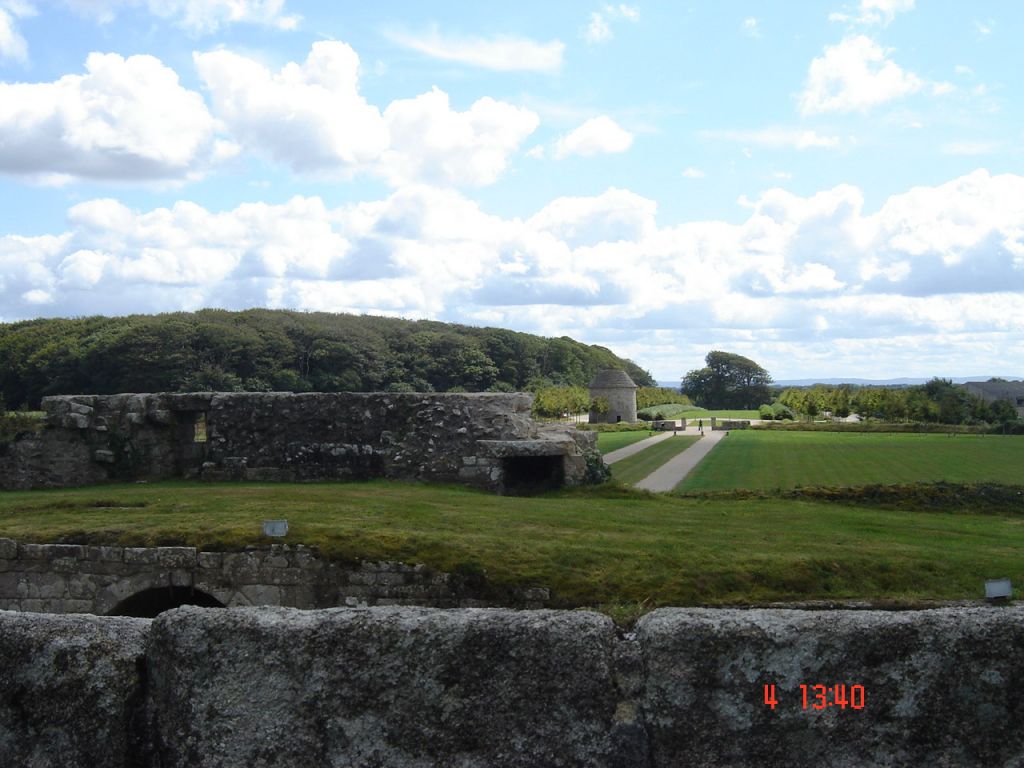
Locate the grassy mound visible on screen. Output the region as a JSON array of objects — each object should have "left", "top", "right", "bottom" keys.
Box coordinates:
[{"left": 2, "top": 479, "right": 1022, "bottom": 621}]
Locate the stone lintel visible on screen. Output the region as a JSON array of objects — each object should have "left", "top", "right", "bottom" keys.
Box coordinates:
[{"left": 476, "top": 439, "right": 575, "bottom": 458}]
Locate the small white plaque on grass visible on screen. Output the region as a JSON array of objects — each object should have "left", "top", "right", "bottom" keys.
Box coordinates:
[
  {"left": 985, "top": 578, "right": 1012, "bottom": 600},
  {"left": 262, "top": 520, "right": 288, "bottom": 537}
]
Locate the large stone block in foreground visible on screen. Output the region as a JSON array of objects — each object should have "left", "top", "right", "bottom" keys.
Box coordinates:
[
  {"left": 636, "top": 607, "right": 1024, "bottom": 767},
  {"left": 147, "top": 606, "right": 620, "bottom": 768},
  {"left": 8, "top": 606, "right": 1024, "bottom": 766},
  {"left": 0, "top": 610, "right": 151, "bottom": 767}
]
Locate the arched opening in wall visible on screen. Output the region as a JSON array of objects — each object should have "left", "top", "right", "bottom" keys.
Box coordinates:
[
  {"left": 108, "top": 586, "right": 225, "bottom": 618},
  {"left": 501, "top": 456, "right": 565, "bottom": 495}
]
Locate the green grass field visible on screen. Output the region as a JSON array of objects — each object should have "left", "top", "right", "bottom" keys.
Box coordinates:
[
  {"left": 684, "top": 410, "right": 760, "bottom": 423},
  {"left": 1, "top": 480, "right": 1022, "bottom": 619},
  {"left": 610, "top": 436, "right": 701, "bottom": 485},
  {"left": 679, "top": 431, "right": 1024, "bottom": 492},
  {"left": 596, "top": 431, "right": 654, "bottom": 454}
]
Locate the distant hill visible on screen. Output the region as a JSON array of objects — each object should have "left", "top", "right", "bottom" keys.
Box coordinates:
[
  {"left": 658, "top": 377, "right": 1024, "bottom": 389},
  {"left": 0, "top": 309, "right": 653, "bottom": 409},
  {"left": 773, "top": 377, "right": 1024, "bottom": 387}
]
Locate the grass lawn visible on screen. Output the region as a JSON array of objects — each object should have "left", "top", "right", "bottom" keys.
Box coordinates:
[
  {"left": 609, "top": 435, "right": 701, "bottom": 485},
  {"left": 597, "top": 430, "right": 655, "bottom": 454},
  {"left": 1, "top": 480, "right": 1023, "bottom": 620},
  {"left": 679, "top": 430, "right": 1024, "bottom": 492},
  {"left": 685, "top": 410, "right": 760, "bottom": 423}
]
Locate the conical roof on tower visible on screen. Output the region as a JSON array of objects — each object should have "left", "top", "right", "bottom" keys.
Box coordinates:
[{"left": 588, "top": 369, "right": 637, "bottom": 389}]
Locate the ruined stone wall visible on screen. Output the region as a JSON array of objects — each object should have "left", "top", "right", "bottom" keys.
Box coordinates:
[
  {"left": 0, "top": 391, "right": 596, "bottom": 492},
  {"left": 0, "top": 539, "right": 549, "bottom": 615},
  {"left": 3, "top": 605, "right": 1024, "bottom": 767}
]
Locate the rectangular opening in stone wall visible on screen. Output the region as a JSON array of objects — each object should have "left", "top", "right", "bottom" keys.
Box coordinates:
[
  {"left": 193, "top": 413, "right": 208, "bottom": 443},
  {"left": 501, "top": 455, "right": 565, "bottom": 496},
  {"left": 176, "top": 411, "right": 208, "bottom": 477}
]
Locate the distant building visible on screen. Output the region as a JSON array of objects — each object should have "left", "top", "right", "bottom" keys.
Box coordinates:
[
  {"left": 962, "top": 381, "right": 1024, "bottom": 419},
  {"left": 588, "top": 369, "right": 638, "bottom": 424}
]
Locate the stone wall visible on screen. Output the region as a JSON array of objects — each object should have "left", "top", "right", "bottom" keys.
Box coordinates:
[
  {"left": 712, "top": 419, "right": 751, "bottom": 430},
  {"left": 3, "top": 605, "right": 1024, "bottom": 767},
  {"left": 0, "top": 538, "right": 549, "bottom": 615},
  {"left": 588, "top": 387, "right": 638, "bottom": 424},
  {"left": 0, "top": 391, "right": 596, "bottom": 493}
]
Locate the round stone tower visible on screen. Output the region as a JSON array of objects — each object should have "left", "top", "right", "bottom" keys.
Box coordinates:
[{"left": 587, "top": 369, "right": 638, "bottom": 424}]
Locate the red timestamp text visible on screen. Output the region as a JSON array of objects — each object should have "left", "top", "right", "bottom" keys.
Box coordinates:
[{"left": 762, "top": 683, "right": 865, "bottom": 711}]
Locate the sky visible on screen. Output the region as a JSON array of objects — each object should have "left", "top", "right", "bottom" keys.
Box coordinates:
[{"left": 0, "top": 0, "right": 1022, "bottom": 382}]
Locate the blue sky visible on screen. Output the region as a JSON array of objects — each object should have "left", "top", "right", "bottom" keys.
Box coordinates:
[{"left": 0, "top": 1, "right": 1022, "bottom": 381}]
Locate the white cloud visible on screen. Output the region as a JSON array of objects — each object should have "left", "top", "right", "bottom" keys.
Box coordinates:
[
  {"left": 381, "top": 88, "right": 539, "bottom": 186},
  {"left": 742, "top": 17, "right": 760, "bottom": 38},
  {"left": 707, "top": 127, "right": 841, "bottom": 149},
  {"left": 0, "top": 51, "right": 220, "bottom": 181},
  {"left": 3, "top": 171, "right": 1023, "bottom": 379},
  {"left": 195, "top": 42, "right": 388, "bottom": 174},
  {"left": 871, "top": 170, "right": 1024, "bottom": 266},
  {"left": 798, "top": 35, "right": 923, "bottom": 115},
  {"left": 942, "top": 141, "right": 1000, "bottom": 156},
  {"left": 554, "top": 116, "right": 633, "bottom": 159},
  {"left": 386, "top": 27, "right": 564, "bottom": 73},
  {"left": 528, "top": 187, "right": 657, "bottom": 247},
  {"left": 22, "top": 288, "right": 53, "bottom": 303},
  {"left": 0, "top": 2, "right": 32, "bottom": 62},
  {"left": 859, "top": 0, "right": 914, "bottom": 24},
  {"left": 150, "top": 0, "right": 299, "bottom": 32},
  {"left": 585, "top": 12, "right": 611, "bottom": 43},
  {"left": 58, "top": 249, "right": 110, "bottom": 288},
  {"left": 682, "top": 167, "right": 705, "bottom": 179},
  {"left": 64, "top": 0, "right": 299, "bottom": 32},
  {"left": 196, "top": 42, "right": 539, "bottom": 186},
  {"left": 830, "top": 0, "right": 915, "bottom": 26},
  {"left": 584, "top": 4, "right": 639, "bottom": 44}
]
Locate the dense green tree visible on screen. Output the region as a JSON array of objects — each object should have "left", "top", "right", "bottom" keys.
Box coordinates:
[
  {"left": 774, "top": 378, "right": 1018, "bottom": 427},
  {"left": 636, "top": 387, "right": 691, "bottom": 410},
  {"left": 0, "top": 309, "right": 653, "bottom": 408},
  {"left": 988, "top": 399, "right": 1019, "bottom": 426},
  {"left": 531, "top": 386, "right": 590, "bottom": 420},
  {"left": 682, "top": 351, "right": 773, "bottom": 409}
]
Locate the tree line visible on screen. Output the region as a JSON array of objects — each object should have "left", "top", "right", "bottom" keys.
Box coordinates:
[
  {"left": 777, "top": 379, "right": 1019, "bottom": 426},
  {"left": 0, "top": 309, "right": 654, "bottom": 409},
  {"left": 680, "top": 350, "right": 1018, "bottom": 427},
  {"left": 530, "top": 385, "right": 690, "bottom": 420}
]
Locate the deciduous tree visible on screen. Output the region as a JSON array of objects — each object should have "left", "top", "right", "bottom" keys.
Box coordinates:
[{"left": 682, "top": 351, "right": 773, "bottom": 409}]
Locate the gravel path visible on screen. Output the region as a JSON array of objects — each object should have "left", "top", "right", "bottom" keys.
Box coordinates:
[
  {"left": 634, "top": 429, "right": 727, "bottom": 492},
  {"left": 602, "top": 432, "right": 672, "bottom": 465}
]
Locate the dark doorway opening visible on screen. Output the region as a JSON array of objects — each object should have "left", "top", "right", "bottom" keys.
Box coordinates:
[
  {"left": 108, "top": 586, "right": 225, "bottom": 618},
  {"left": 501, "top": 455, "right": 565, "bottom": 495}
]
